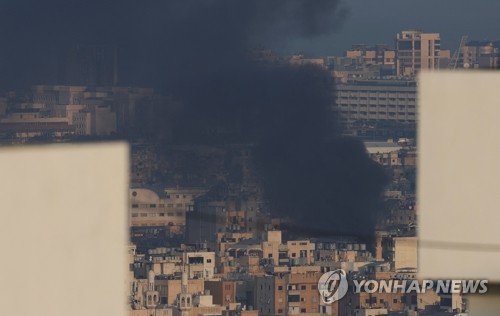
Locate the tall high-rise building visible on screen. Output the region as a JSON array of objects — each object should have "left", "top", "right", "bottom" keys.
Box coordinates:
[{"left": 395, "top": 31, "right": 445, "bottom": 76}]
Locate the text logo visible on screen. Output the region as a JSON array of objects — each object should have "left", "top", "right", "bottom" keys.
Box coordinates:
[{"left": 318, "top": 269, "right": 348, "bottom": 304}]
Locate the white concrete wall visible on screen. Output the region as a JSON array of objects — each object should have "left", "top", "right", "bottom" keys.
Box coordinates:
[
  {"left": 0, "top": 143, "right": 129, "bottom": 316},
  {"left": 418, "top": 72, "right": 500, "bottom": 315}
]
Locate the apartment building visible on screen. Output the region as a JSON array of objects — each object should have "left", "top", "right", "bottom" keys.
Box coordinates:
[
  {"left": 334, "top": 79, "right": 417, "bottom": 122},
  {"left": 395, "top": 31, "right": 449, "bottom": 76}
]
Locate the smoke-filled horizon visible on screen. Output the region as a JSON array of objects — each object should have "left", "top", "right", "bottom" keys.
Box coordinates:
[
  {"left": 0, "top": 0, "right": 349, "bottom": 89},
  {"left": 0, "top": 0, "right": 389, "bottom": 238}
]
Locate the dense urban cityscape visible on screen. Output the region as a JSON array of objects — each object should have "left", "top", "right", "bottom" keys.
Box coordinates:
[{"left": 1, "top": 29, "right": 499, "bottom": 316}]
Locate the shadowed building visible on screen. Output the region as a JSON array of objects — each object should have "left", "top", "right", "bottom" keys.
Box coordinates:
[
  {"left": 334, "top": 79, "right": 417, "bottom": 123},
  {"left": 59, "top": 45, "right": 118, "bottom": 86}
]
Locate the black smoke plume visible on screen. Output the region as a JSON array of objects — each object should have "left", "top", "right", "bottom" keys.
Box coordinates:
[{"left": 0, "top": 0, "right": 389, "bottom": 238}]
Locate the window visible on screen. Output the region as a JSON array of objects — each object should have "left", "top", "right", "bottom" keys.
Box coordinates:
[
  {"left": 206, "top": 259, "right": 212, "bottom": 263},
  {"left": 301, "top": 309, "right": 306, "bottom": 313},
  {"left": 149, "top": 204, "right": 156, "bottom": 208},
  {"left": 398, "top": 41, "right": 412, "bottom": 50},
  {"left": 159, "top": 213, "right": 165, "bottom": 217},
  {"left": 300, "top": 285, "right": 306, "bottom": 290},
  {"left": 132, "top": 204, "right": 139, "bottom": 208},
  {"left": 278, "top": 286, "right": 283, "bottom": 290},
  {"left": 131, "top": 213, "right": 138, "bottom": 217},
  {"left": 140, "top": 213, "right": 147, "bottom": 217}
]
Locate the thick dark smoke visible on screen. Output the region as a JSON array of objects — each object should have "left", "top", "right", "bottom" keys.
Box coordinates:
[
  {"left": 0, "top": 0, "right": 348, "bottom": 88},
  {"left": 0, "top": 0, "right": 389, "bottom": 238}
]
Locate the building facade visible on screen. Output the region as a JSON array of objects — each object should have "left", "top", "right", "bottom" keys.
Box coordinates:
[
  {"left": 334, "top": 79, "right": 417, "bottom": 122},
  {"left": 395, "top": 31, "right": 449, "bottom": 76}
]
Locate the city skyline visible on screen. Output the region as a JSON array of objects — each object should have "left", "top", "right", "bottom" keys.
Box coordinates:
[
  {"left": 2, "top": 0, "right": 500, "bottom": 88},
  {"left": 281, "top": 0, "right": 500, "bottom": 56},
  {"left": 1, "top": 1, "right": 499, "bottom": 315}
]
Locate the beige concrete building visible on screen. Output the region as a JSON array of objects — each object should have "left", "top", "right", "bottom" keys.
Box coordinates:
[
  {"left": 254, "top": 275, "right": 287, "bottom": 316},
  {"left": 404, "top": 288, "right": 441, "bottom": 313},
  {"left": 155, "top": 278, "right": 204, "bottom": 306},
  {"left": 130, "top": 309, "right": 173, "bottom": 316},
  {"left": 345, "top": 44, "right": 395, "bottom": 66},
  {"left": 254, "top": 269, "right": 324, "bottom": 316},
  {"left": 261, "top": 230, "right": 282, "bottom": 264},
  {"left": 143, "top": 257, "right": 181, "bottom": 277},
  {"left": 0, "top": 113, "right": 75, "bottom": 139},
  {"left": 393, "top": 237, "right": 418, "bottom": 271},
  {"left": 183, "top": 251, "right": 216, "bottom": 279},
  {"left": 130, "top": 188, "right": 182, "bottom": 228},
  {"left": 0, "top": 85, "right": 120, "bottom": 141},
  {"left": 288, "top": 55, "right": 327, "bottom": 68},
  {"left": 204, "top": 280, "right": 237, "bottom": 308},
  {"left": 460, "top": 40, "right": 500, "bottom": 69},
  {"left": 130, "top": 270, "right": 161, "bottom": 311},
  {"left": 396, "top": 31, "right": 449, "bottom": 76},
  {"left": 339, "top": 289, "right": 407, "bottom": 315},
  {"left": 236, "top": 255, "right": 262, "bottom": 274},
  {"left": 286, "top": 271, "right": 322, "bottom": 315},
  {"left": 286, "top": 240, "right": 315, "bottom": 266},
  {"left": 216, "top": 232, "right": 254, "bottom": 253},
  {"left": 129, "top": 187, "right": 207, "bottom": 233}
]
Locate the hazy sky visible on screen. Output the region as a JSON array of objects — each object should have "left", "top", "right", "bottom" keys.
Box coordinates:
[{"left": 283, "top": 0, "right": 500, "bottom": 56}]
